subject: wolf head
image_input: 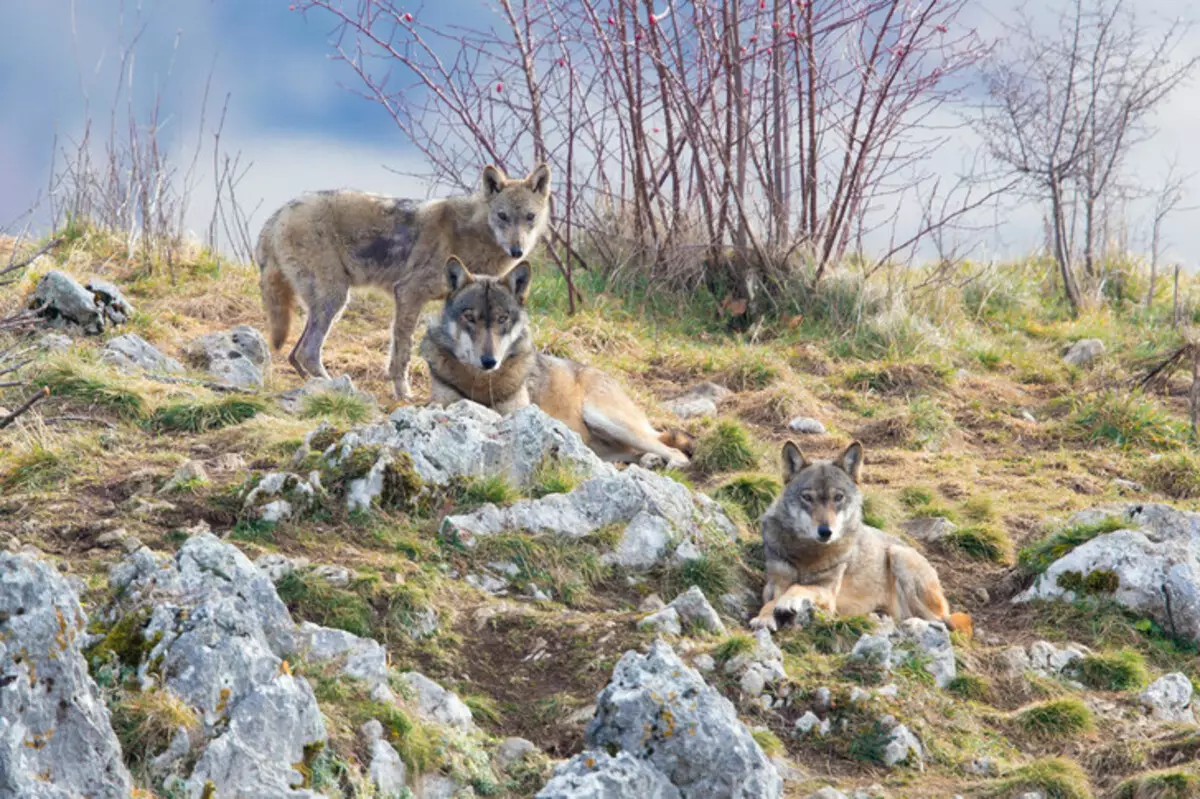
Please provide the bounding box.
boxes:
[481,163,552,259]
[434,257,532,371]
[769,440,865,545]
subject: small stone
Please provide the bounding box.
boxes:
[1140,673,1196,723]
[666,585,727,636]
[813,687,833,712]
[967,757,999,777]
[313,564,352,588]
[876,684,899,700]
[360,719,385,745]
[970,586,990,605]
[849,634,893,668]
[673,539,703,562]
[184,324,270,389]
[807,789,848,799]
[1020,410,1037,424]
[794,711,822,735]
[1063,338,1105,367]
[1113,478,1144,495]
[788,417,826,435]
[101,333,184,374]
[693,654,716,673]
[495,737,538,769]
[639,594,666,613]
[740,667,767,697]
[36,332,73,352]
[158,460,209,494]
[639,607,683,636]
[901,516,956,542]
[882,725,922,768]
[96,528,129,548]
[662,382,729,419]
[466,573,509,595]
[849,687,870,704]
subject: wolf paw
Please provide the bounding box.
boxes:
[748,613,778,633]
[773,594,816,628]
[639,452,668,470]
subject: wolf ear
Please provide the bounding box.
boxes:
[505,262,533,305]
[527,162,551,196]
[446,257,473,294]
[482,165,507,195]
[781,441,807,483]
[839,441,864,483]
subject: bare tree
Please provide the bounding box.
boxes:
[977,0,1197,315]
[1147,160,1191,310]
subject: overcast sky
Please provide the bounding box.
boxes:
[2,1,1199,265]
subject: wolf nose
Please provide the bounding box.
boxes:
[817,525,833,541]
[480,355,498,370]
[509,246,523,258]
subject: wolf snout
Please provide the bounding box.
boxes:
[480,354,498,370]
[817,524,833,541]
[509,246,523,258]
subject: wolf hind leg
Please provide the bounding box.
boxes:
[889,548,971,635]
[581,402,688,468]
[290,283,348,380]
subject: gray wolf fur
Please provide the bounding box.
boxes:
[255,163,551,399]
[751,440,972,636]
[419,257,694,466]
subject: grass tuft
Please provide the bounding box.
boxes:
[455,475,520,509]
[946,673,992,702]
[1018,515,1126,575]
[1066,391,1187,452]
[1,445,71,491]
[33,362,147,420]
[1112,769,1200,799]
[111,690,200,766]
[712,473,780,522]
[299,392,372,424]
[983,756,1093,799]
[150,395,265,433]
[1143,452,1200,500]
[943,524,1014,564]
[1013,698,1094,741]
[691,420,758,474]
[1072,649,1148,691]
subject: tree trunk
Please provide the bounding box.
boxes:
[1050,176,1082,315]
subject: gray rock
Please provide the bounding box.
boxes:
[312,564,352,588]
[849,635,893,668]
[813,687,833,712]
[881,725,922,768]
[1015,504,1200,646]
[1140,673,1196,723]
[900,517,957,543]
[331,402,607,512]
[638,607,683,636]
[692,654,716,673]
[159,460,210,494]
[496,737,538,769]
[36,332,73,352]
[277,375,376,416]
[662,382,729,419]
[401,671,475,729]
[28,270,105,334]
[1063,338,1105,367]
[787,417,827,435]
[184,324,270,388]
[1028,640,1087,677]
[673,539,703,563]
[101,333,184,374]
[1113,478,1144,495]
[367,737,407,797]
[967,757,999,777]
[254,553,307,584]
[808,790,849,799]
[639,594,666,613]
[243,472,318,522]
[0,553,133,798]
[293,622,393,703]
[740,668,767,697]
[892,618,956,688]
[86,278,134,325]
[467,572,510,595]
[420,773,469,799]
[666,586,727,636]
[444,463,736,571]
[586,640,782,798]
[996,645,1032,677]
[537,750,681,799]
[794,712,822,735]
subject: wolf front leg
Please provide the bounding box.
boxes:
[388,289,429,401]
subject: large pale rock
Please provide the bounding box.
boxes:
[401,671,475,729]
[537,751,681,799]
[1015,504,1200,645]
[28,270,105,334]
[443,464,737,570]
[101,332,185,374]
[184,324,270,388]
[1063,338,1105,367]
[0,553,133,798]
[86,278,134,325]
[585,640,782,798]
[1140,673,1196,724]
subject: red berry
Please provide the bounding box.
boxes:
[607,15,615,24]
[496,82,503,91]
[403,12,412,22]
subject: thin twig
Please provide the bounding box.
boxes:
[0,387,50,431]
[0,237,63,279]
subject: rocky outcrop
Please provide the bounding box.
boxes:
[184,325,270,389]
[0,553,133,798]
[848,617,957,688]
[1140,673,1196,724]
[581,640,782,798]
[28,270,129,335]
[101,332,185,374]
[1015,504,1200,645]
[537,751,682,799]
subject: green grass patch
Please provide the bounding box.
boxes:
[943,524,1014,564]
[299,392,373,424]
[778,613,875,656]
[712,473,780,522]
[691,420,758,474]
[983,756,1093,799]
[908,396,952,450]
[0,445,71,491]
[33,363,147,420]
[751,729,784,757]
[1112,769,1200,799]
[946,673,991,702]
[455,475,520,509]
[1072,649,1148,691]
[1143,452,1200,500]
[1056,569,1120,596]
[1018,515,1126,575]
[714,634,755,662]
[1013,698,1094,741]
[657,549,739,600]
[149,396,265,433]
[898,486,935,508]
[276,572,374,638]
[467,529,616,607]
[1066,390,1188,451]
[528,459,585,498]
[961,495,997,523]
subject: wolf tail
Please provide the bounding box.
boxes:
[260,264,295,351]
[944,612,974,639]
[659,429,696,458]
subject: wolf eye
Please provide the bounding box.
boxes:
[525,212,535,222]
[833,492,845,503]
[462,310,476,324]
[495,315,509,325]
[497,212,509,223]
[800,492,815,504]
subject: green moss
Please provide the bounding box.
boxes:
[1056,569,1120,595]
[1019,516,1126,575]
[308,425,344,453]
[946,674,991,702]
[1073,648,1148,691]
[1014,698,1094,740]
[713,473,781,522]
[86,609,152,669]
[381,452,423,510]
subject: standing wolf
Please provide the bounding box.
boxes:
[255,163,551,399]
[752,440,972,636]
[419,257,694,467]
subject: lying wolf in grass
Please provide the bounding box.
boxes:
[255,163,551,400]
[752,440,972,636]
[419,257,694,467]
